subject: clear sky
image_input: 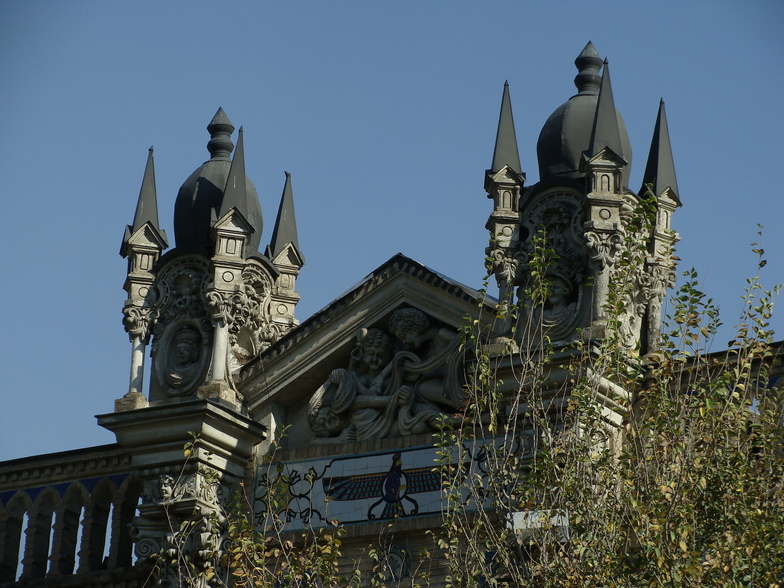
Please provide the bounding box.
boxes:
[1,1,782,462]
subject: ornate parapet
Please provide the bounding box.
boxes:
[0,445,142,584]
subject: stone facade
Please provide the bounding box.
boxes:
[1,43,781,588]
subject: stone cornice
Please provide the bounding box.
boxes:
[0,444,131,493]
[241,253,489,373]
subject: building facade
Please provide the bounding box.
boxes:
[1,43,781,587]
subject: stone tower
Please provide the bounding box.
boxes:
[116,108,304,410]
[101,109,304,585]
[485,42,680,355]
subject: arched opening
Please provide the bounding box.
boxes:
[115,475,143,568]
[24,488,59,580]
[0,493,30,583]
[82,479,117,572]
[50,483,89,576]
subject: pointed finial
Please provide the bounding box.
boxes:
[220,126,250,220]
[574,41,603,96]
[121,147,167,256]
[587,60,625,161]
[269,171,300,258]
[132,146,162,234]
[641,99,680,203]
[207,107,235,159]
[490,81,521,173]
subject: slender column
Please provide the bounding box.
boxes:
[129,336,146,396]
[210,320,228,382]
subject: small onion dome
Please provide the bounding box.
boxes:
[173,108,262,254]
[536,42,632,186]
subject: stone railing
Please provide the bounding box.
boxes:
[0,444,146,587]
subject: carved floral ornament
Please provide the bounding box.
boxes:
[307,308,464,444]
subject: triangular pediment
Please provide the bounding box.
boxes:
[485,165,525,191]
[212,207,254,235]
[658,186,681,208]
[267,242,305,268]
[120,222,168,257]
[239,254,493,446]
[581,146,627,169]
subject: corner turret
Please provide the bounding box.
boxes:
[118,148,167,410]
[484,43,678,352]
[484,82,524,346]
[266,172,305,331]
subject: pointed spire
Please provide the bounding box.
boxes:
[586,60,625,161]
[269,171,301,258]
[132,147,162,234]
[641,99,680,204]
[574,41,603,96]
[490,81,521,174]
[121,147,167,255]
[207,107,235,159]
[219,126,250,221]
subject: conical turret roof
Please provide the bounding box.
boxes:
[268,171,301,260]
[490,81,521,174]
[641,99,680,204]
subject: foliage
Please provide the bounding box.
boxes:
[159,205,781,587]
[437,212,784,587]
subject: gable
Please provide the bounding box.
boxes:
[238,254,493,447]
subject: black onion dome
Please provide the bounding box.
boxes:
[173,108,263,255]
[536,42,632,186]
[173,108,234,253]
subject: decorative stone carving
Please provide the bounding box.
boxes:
[388,308,464,410]
[148,257,213,401]
[228,263,279,370]
[307,310,464,444]
[584,229,625,269]
[516,191,589,341]
[122,305,155,343]
[130,465,230,588]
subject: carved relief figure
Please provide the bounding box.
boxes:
[542,275,578,325]
[309,329,414,444]
[164,325,204,391]
[515,192,589,340]
[308,318,460,444]
[148,257,212,400]
[388,308,464,410]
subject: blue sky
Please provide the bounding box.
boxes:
[1,1,782,461]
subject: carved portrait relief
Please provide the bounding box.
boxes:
[148,256,212,400]
[307,309,465,445]
[517,190,588,341]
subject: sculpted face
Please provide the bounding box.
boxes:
[315,407,344,435]
[175,337,199,365]
[550,279,568,304]
[363,343,388,371]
